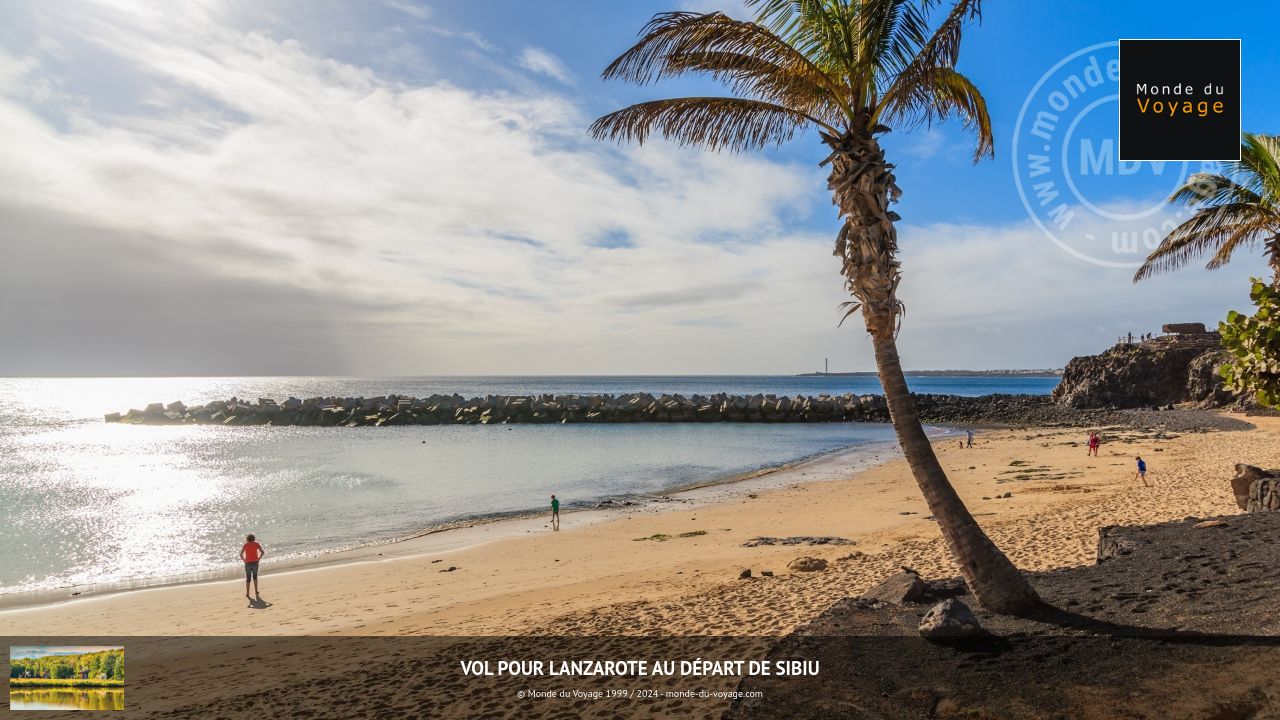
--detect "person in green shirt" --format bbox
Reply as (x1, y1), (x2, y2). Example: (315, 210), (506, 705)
(550, 494), (560, 531)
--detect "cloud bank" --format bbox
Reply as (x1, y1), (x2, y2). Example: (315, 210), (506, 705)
(0, 0), (1266, 376)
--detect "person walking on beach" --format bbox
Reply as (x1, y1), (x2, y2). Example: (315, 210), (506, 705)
(965, 430), (974, 448)
(240, 533), (265, 598)
(550, 495), (560, 531)
(1134, 456), (1149, 487)
(1087, 432), (1100, 457)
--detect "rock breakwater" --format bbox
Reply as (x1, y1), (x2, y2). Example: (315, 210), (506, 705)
(104, 392), (1064, 427)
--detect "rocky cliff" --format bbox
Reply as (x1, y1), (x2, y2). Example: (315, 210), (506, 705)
(1052, 335), (1238, 409)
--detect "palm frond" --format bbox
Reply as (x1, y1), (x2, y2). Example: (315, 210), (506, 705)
(748, 0), (860, 88)
(876, 0), (981, 123)
(601, 11), (852, 122)
(1205, 222), (1270, 270)
(907, 0), (981, 71)
(588, 97), (820, 152)
(1239, 132), (1280, 204)
(1169, 172), (1263, 207)
(1134, 203), (1273, 280)
(876, 66), (992, 160)
(663, 50), (842, 124)
(867, 0), (929, 82)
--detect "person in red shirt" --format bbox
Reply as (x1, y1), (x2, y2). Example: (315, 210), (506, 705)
(239, 534), (266, 598)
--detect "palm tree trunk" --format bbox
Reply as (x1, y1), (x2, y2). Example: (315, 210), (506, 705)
(826, 128), (1040, 615)
(869, 328), (1040, 613)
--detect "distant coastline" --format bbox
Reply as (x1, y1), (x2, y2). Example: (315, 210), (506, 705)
(797, 369), (1064, 377)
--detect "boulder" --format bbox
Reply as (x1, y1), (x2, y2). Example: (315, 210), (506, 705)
(786, 557), (828, 572)
(918, 598), (984, 639)
(1162, 322), (1207, 334)
(862, 570), (925, 604)
(1097, 526), (1146, 563)
(1232, 464), (1269, 510)
(1234, 465), (1280, 513)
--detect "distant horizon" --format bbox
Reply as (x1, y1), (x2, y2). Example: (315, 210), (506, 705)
(1, 369), (1064, 380)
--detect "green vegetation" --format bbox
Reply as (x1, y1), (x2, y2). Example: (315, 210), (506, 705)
(677, 530), (708, 538)
(1220, 280), (1280, 409)
(10, 649), (124, 683)
(633, 533), (672, 542)
(10, 678), (124, 688)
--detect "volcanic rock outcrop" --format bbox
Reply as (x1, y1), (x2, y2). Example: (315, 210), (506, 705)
(1052, 324), (1235, 409)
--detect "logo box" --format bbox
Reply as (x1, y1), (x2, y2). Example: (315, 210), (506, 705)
(1119, 39), (1240, 161)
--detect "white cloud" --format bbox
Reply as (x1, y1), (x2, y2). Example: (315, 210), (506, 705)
(516, 46), (574, 85)
(886, 211), (1264, 369)
(0, 1), (824, 375)
(383, 0), (430, 20)
(0, 0), (1269, 376)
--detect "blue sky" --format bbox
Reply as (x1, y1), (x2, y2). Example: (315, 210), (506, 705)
(434, 0), (1280, 228)
(0, 0), (1277, 375)
(11, 646), (121, 659)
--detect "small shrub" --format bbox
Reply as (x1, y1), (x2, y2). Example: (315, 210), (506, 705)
(1219, 279), (1280, 409)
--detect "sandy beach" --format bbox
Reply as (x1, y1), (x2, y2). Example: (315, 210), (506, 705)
(4, 413), (1276, 639)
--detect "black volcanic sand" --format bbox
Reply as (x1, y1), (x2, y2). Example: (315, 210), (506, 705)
(728, 512), (1280, 720)
(939, 403), (1260, 431)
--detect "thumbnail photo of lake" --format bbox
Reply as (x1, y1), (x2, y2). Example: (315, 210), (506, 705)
(9, 646), (124, 711)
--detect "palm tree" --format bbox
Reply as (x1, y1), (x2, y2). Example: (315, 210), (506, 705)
(1135, 133), (1280, 287)
(590, 0), (1039, 614)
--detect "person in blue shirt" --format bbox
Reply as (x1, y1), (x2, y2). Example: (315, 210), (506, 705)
(1135, 456), (1149, 487)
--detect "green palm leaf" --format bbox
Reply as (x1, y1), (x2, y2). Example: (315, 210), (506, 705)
(1136, 132), (1280, 284)
(588, 97), (822, 152)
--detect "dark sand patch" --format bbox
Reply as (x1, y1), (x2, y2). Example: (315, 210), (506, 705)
(727, 513), (1280, 720)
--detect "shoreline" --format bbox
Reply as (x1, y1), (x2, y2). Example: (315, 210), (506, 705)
(0, 432), (919, 614)
(4, 413), (1270, 638)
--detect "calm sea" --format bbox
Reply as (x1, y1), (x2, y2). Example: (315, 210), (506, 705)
(0, 375), (1057, 595)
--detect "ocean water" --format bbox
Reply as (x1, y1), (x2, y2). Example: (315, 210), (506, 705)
(0, 375), (1056, 595)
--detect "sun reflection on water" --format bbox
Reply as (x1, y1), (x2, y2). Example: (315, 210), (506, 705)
(0, 376), (910, 594)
